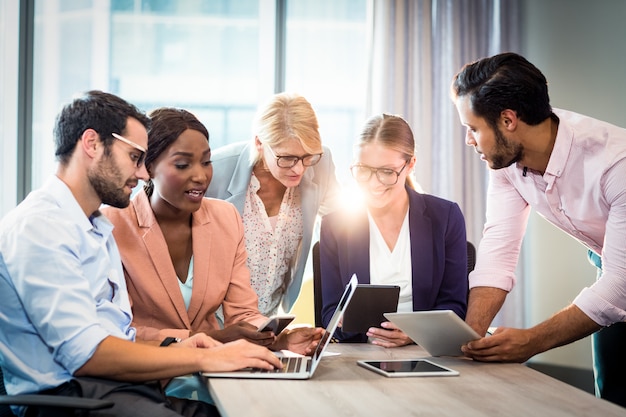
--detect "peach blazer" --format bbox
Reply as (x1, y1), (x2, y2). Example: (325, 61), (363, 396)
(102, 191), (266, 341)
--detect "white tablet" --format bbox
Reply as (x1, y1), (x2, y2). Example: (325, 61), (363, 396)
(357, 359), (459, 377)
(384, 310), (481, 357)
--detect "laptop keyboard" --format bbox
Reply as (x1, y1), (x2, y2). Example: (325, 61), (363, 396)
(251, 356), (306, 373)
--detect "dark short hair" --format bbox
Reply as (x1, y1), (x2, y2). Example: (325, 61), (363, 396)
(53, 90), (150, 164)
(143, 108), (209, 196)
(451, 52), (553, 127)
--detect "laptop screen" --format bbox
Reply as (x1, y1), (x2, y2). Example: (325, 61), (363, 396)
(310, 274), (358, 367)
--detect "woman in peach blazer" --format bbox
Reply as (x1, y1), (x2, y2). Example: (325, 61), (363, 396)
(104, 188), (266, 342)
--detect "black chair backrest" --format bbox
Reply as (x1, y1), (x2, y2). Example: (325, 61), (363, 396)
(312, 241), (323, 328)
(466, 241), (477, 278)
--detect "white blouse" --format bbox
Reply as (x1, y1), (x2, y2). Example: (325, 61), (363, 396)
(368, 210), (413, 312)
(242, 174), (303, 315)
(177, 255), (194, 311)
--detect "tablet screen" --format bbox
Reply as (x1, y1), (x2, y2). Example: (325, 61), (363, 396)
(357, 359), (459, 377)
(342, 285), (400, 333)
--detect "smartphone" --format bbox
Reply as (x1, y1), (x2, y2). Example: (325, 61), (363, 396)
(357, 359), (459, 377)
(257, 314), (296, 334)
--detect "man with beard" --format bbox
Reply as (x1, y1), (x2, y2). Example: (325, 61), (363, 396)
(0, 91), (282, 417)
(450, 52), (626, 407)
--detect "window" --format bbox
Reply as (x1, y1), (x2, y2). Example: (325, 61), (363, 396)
(12, 0), (367, 209)
(285, 0), (367, 182)
(0, 0), (19, 217)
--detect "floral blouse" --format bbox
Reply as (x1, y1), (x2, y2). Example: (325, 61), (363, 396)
(242, 174), (303, 315)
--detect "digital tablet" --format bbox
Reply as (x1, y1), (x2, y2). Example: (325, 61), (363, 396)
(384, 310), (481, 356)
(342, 284), (400, 333)
(257, 314), (295, 334)
(357, 359), (459, 377)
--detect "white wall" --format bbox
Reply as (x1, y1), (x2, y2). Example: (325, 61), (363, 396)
(520, 0), (626, 369)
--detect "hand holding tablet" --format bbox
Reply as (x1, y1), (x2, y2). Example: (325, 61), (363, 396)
(384, 310), (481, 356)
(342, 284), (400, 333)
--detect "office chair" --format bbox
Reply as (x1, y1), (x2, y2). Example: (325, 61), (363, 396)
(0, 367), (114, 417)
(466, 241), (477, 277)
(312, 241), (323, 328)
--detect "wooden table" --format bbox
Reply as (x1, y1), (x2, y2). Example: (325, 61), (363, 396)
(207, 343), (624, 416)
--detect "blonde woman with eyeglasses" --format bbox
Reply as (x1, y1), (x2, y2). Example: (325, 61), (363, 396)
(206, 92), (340, 316)
(319, 114), (468, 347)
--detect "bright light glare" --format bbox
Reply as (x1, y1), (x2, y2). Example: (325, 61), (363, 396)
(337, 180), (366, 213)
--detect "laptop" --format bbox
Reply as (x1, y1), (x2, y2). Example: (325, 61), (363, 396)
(202, 274), (358, 379)
(384, 310), (481, 357)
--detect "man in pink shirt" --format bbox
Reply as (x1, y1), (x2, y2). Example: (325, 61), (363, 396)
(451, 52), (626, 407)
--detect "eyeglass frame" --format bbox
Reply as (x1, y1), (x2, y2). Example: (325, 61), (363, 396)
(111, 133), (147, 168)
(264, 144), (324, 168)
(349, 160), (409, 185)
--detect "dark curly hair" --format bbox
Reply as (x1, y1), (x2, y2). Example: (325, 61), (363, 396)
(451, 52), (554, 127)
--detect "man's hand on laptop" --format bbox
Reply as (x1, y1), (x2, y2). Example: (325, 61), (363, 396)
(366, 321), (413, 348)
(200, 339), (284, 372)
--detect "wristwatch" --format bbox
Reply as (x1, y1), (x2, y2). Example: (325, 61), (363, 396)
(160, 337), (182, 347)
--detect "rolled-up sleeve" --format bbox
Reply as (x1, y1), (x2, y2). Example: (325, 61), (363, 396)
(1, 177), (134, 396)
(469, 169), (531, 291)
(573, 159), (626, 326)
(8, 217), (111, 374)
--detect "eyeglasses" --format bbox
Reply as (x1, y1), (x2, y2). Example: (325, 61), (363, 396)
(112, 133), (146, 168)
(350, 161), (409, 185)
(265, 144), (323, 168)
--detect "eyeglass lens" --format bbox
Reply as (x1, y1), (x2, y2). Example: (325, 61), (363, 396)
(276, 154), (322, 168)
(351, 165), (400, 185)
(112, 133), (146, 167)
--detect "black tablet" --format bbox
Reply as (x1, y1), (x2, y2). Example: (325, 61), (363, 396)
(341, 284), (400, 333)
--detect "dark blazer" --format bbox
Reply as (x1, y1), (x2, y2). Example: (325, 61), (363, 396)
(320, 186), (468, 342)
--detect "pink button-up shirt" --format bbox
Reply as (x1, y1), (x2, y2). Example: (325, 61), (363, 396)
(470, 109), (626, 326)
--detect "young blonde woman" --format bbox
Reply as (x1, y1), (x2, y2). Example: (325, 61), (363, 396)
(320, 114), (468, 346)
